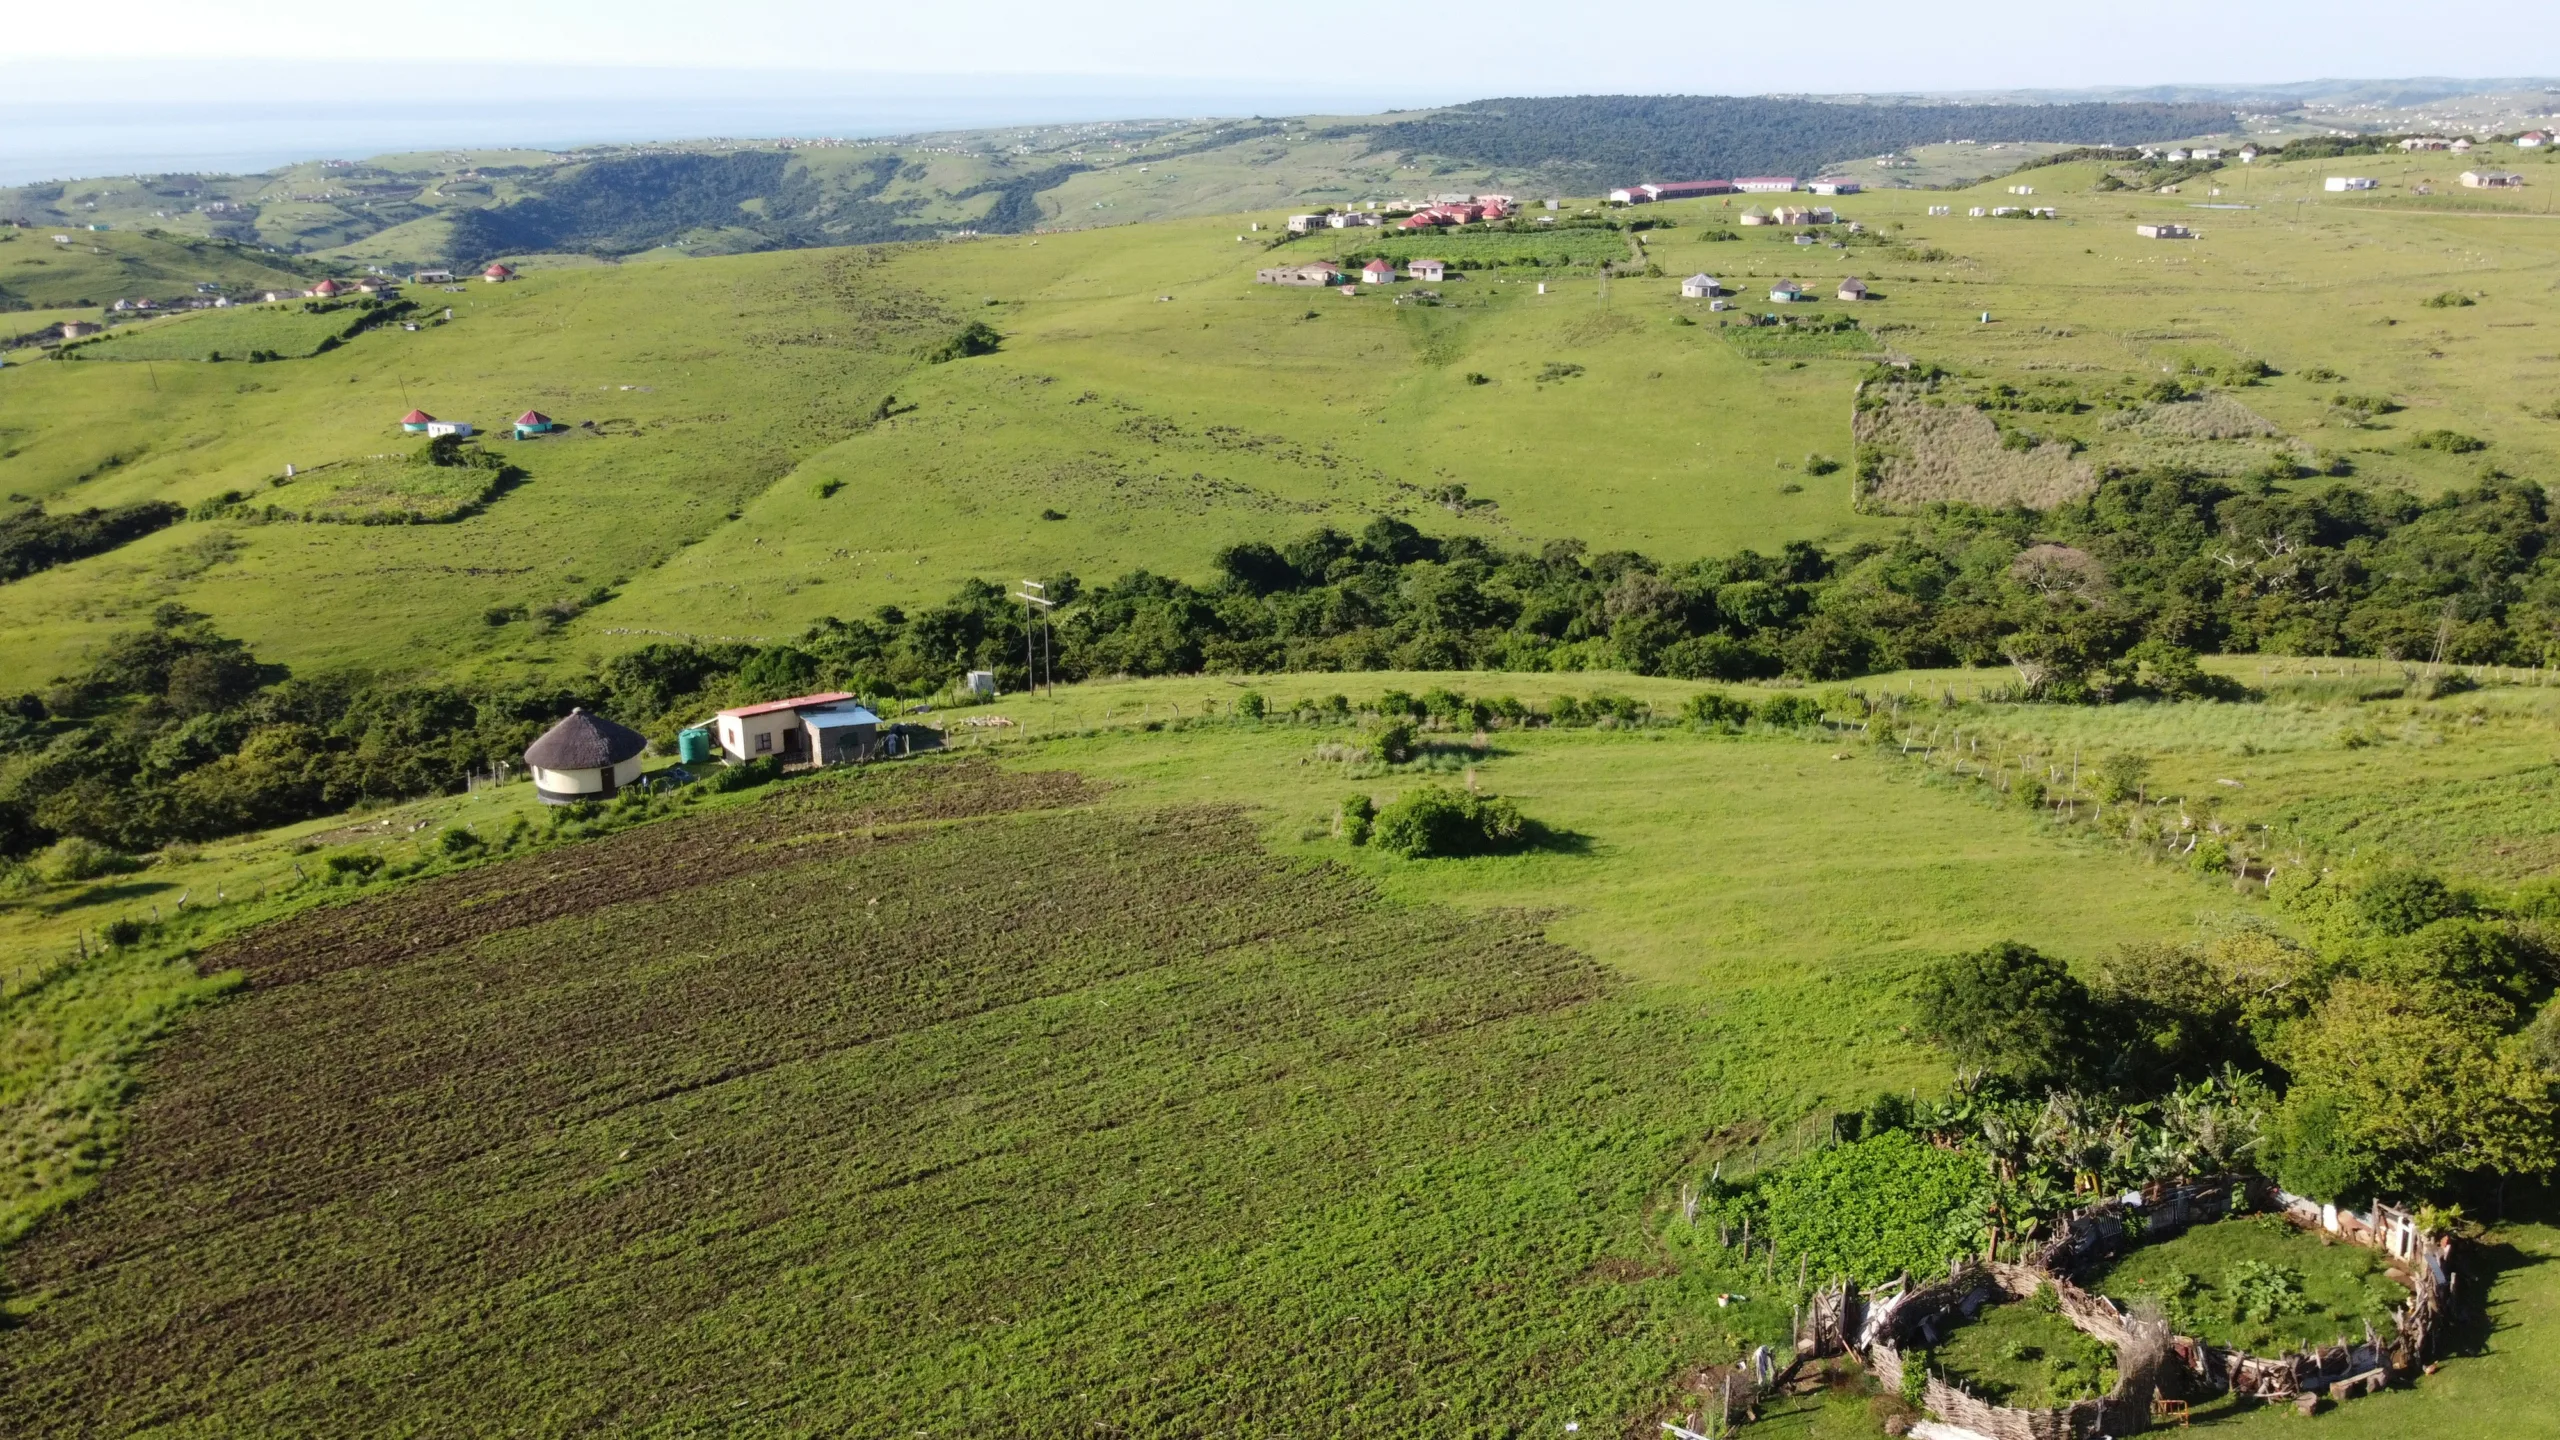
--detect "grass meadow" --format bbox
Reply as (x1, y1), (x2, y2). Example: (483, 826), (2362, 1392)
(12, 157), (2560, 686)
(70, 302), (353, 362)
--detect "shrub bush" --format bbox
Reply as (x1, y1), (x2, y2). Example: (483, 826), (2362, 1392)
(1340, 792), (1375, 845)
(1370, 786), (1527, 858)
(38, 836), (131, 882)
(1372, 719), (1417, 764)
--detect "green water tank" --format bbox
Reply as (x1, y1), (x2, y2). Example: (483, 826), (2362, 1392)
(677, 726), (713, 765)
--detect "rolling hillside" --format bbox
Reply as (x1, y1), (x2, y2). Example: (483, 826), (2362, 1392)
(8, 147), (2560, 687)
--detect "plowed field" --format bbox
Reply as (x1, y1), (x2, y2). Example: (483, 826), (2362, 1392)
(0, 758), (1750, 1436)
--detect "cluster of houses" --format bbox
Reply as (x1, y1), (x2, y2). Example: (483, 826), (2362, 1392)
(398, 407), (558, 440)
(1256, 258), (1451, 289)
(1738, 204), (1838, 226)
(1606, 177), (1858, 204)
(519, 690), (924, 804)
(2323, 170), (2527, 190)
(1676, 274), (1868, 306)
(1284, 198), (1512, 234)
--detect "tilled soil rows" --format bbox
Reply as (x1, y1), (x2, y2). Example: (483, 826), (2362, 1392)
(0, 757), (1733, 1438)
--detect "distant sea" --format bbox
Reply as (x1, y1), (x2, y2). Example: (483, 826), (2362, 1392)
(0, 81), (1416, 186)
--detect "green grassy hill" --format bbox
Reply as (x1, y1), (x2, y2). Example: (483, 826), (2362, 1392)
(10, 156), (2560, 684)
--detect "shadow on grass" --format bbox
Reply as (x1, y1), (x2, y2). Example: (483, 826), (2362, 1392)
(43, 878), (179, 915)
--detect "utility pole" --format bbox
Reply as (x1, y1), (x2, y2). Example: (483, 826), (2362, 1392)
(1016, 580), (1054, 697)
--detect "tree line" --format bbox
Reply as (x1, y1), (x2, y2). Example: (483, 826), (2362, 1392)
(4, 460), (2553, 860)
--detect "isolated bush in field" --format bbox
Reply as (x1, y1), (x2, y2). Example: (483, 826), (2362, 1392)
(1911, 940), (2097, 1090)
(1233, 689), (1267, 721)
(1370, 786), (1526, 859)
(2410, 429), (2485, 453)
(2354, 869), (2465, 936)
(926, 319), (1003, 362)
(1803, 453), (1841, 476)
(2016, 776), (2050, 811)
(1374, 689), (1421, 719)
(323, 852), (385, 882)
(1372, 719), (1417, 765)
(1339, 792), (1375, 845)
(2093, 751), (2150, 804)
(2187, 837), (2228, 875)
(101, 916), (148, 948)
(814, 478), (844, 499)
(2329, 391), (2399, 418)
(36, 837), (109, 882)
(435, 826), (480, 858)
(2420, 291), (2477, 309)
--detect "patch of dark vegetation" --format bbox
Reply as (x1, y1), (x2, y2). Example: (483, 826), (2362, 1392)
(0, 499), (184, 583)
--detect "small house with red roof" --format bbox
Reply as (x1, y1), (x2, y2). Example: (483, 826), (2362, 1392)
(401, 409), (436, 432)
(1360, 258), (1395, 284)
(513, 409), (556, 439)
(483, 263), (516, 283)
(307, 278), (345, 298)
(713, 691), (880, 766)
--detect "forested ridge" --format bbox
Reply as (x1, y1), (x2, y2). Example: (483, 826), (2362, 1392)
(1351, 95), (2240, 182)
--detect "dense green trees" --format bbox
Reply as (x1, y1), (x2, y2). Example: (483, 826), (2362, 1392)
(1910, 865), (2560, 1208)
(0, 500), (184, 583)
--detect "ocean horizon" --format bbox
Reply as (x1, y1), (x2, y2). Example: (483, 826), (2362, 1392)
(0, 73), (1421, 186)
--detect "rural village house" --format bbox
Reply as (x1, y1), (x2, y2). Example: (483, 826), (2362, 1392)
(513, 410), (555, 438)
(1407, 258), (1446, 282)
(2461, 170), (2525, 188)
(524, 708), (648, 804)
(1681, 274), (1721, 298)
(1837, 276), (1868, 301)
(2326, 176), (2378, 191)
(483, 263), (516, 282)
(712, 692), (882, 767)
(1360, 259), (1395, 284)
(1769, 279), (1807, 303)
(401, 409), (436, 432)
(1256, 262), (1343, 287)
(2136, 222), (2194, 239)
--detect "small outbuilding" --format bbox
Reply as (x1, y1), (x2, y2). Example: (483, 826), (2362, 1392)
(1837, 276), (1868, 301)
(1681, 273), (1721, 298)
(524, 708), (649, 804)
(402, 409), (435, 432)
(1360, 258), (1395, 284)
(513, 410), (555, 439)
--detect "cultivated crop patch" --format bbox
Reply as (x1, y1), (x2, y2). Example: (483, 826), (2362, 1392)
(0, 756), (1775, 1435)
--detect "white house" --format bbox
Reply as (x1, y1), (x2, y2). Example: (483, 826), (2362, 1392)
(2136, 223), (2195, 239)
(1360, 258), (1395, 284)
(713, 691), (882, 766)
(1681, 273), (1721, 298)
(1285, 213), (1327, 234)
(2519, 131), (2551, 150)
(2325, 176), (2378, 192)
(1408, 258), (1446, 282)
(1732, 176), (1799, 193)
(524, 708), (648, 804)
(425, 420), (474, 438)
(2192, 147), (2223, 161)
(1807, 177), (1860, 195)
(2461, 170), (2525, 189)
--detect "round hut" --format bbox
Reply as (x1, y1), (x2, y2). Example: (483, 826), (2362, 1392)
(523, 708), (648, 804)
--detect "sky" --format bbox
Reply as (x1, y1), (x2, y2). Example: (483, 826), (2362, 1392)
(8, 0), (2559, 98)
